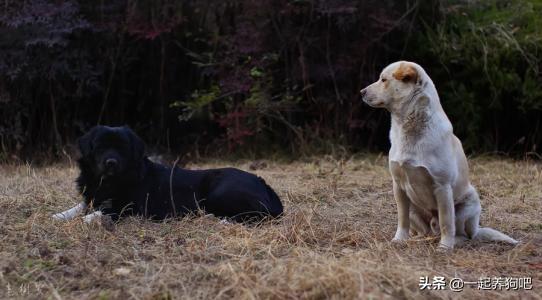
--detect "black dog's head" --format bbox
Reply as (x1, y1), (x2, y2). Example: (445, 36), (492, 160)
(78, 126), (145, 180)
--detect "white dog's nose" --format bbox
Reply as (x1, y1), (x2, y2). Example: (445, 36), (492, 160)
(360, 88), (367, 97)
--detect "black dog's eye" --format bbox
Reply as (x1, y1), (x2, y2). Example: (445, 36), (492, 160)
(381, 78), (387, 82)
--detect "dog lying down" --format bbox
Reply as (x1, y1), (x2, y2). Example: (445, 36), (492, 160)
(361, 61), (518, 250)
(52, 126), (284, 223)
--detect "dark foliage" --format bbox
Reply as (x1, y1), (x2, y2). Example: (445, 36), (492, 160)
(0, 0), (540, 160)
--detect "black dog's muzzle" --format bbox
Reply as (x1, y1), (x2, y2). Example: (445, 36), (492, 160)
(101, 157), (120, 176)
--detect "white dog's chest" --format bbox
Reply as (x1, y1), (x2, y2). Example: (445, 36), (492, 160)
(390, 161), (437, 211)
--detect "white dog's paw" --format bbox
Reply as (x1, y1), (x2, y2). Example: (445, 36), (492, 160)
(392, 229), (409, 243)
(436, 244), (453, 253)
(437, 237), (455, 252)
(454, 235), (468, 246)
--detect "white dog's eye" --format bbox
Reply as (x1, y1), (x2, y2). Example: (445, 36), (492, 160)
(381, 78), (387, 82)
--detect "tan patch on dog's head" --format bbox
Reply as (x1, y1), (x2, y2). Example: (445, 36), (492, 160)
(392, 63), (418, 83)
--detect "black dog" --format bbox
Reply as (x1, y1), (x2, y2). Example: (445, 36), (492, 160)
(53, 126), (283, 222)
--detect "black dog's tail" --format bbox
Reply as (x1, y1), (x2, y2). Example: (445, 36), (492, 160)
(260, 178), (284, 218)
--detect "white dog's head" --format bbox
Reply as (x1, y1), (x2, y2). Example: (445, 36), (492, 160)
(360, 61), (425, 111)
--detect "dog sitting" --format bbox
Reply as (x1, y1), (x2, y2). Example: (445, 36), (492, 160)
(360, 61), (517, 250)
(52, 126), (283, 223)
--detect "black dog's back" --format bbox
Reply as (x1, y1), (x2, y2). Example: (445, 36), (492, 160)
(135, 163), (284, 221)
(196, 167), (284, 222)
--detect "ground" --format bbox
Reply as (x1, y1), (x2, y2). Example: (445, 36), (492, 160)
(0, 155), (540, 299)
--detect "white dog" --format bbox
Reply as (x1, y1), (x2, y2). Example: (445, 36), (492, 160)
(360, 61), (518, 250)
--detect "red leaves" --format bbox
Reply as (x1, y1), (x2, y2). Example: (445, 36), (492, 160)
(126, 17), (182, 41)
(216, 106), (255, 151)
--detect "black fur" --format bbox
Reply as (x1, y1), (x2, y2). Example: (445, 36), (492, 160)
(76, 125), (283, 222)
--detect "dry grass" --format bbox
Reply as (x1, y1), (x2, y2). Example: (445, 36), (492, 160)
(0, 155), (540, 299)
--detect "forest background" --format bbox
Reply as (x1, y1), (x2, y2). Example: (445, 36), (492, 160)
(1, 0), (541, 160)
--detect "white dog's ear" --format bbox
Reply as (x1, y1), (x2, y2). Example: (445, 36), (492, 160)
(392, 63), (419, 84)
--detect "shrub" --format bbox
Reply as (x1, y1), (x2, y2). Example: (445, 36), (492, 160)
(417, 0), (542, 153)
(1, 0), (540, 159)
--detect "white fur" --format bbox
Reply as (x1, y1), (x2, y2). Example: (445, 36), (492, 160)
(82, 211), (103, 223)
(361, 61), (518, 250)
(219, 219), (232, 225)
(52, 202), (87, 221)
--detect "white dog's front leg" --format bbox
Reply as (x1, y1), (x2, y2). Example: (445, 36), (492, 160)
(392, 181), (410, 242)
(434, 185), (455, 250)
(82, 211), (103, 223)
(52, 202), (88, 221)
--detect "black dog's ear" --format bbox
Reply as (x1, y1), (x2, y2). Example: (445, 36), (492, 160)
(77, 126), (101, 157)
(123, 126), (145, 159)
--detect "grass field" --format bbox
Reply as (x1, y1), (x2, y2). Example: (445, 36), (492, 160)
(0, 155), (540, 299)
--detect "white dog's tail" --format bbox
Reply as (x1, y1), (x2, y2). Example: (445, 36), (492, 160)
(473, 227), (518, 244)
